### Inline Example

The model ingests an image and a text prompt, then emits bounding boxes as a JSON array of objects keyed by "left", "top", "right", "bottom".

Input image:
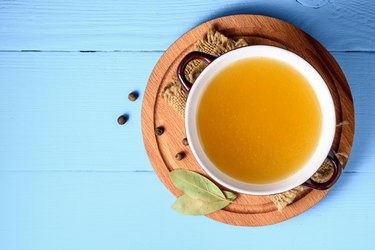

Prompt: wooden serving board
[{"left": 141, "top": 15, "right": 354, "bottom": 226}]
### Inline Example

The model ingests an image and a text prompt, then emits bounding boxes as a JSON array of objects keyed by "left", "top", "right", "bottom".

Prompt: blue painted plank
[
  {"left": 0, "top": 0, "right": 374, "bottom": 51},
  {"left": 0, "top": 52, "right": 373, "bottom": 172},
  {"left": 0, "top": 171, "right": 373, "bottom": 250},
  {"left": 0, "top": 1, "right": 373, "bottom": 250},
  {"left": 0, "top": 52, "right": 161, "bottom": 171},
  {"left": 334, "top": 52, "right": 375, "bottom": 174}
]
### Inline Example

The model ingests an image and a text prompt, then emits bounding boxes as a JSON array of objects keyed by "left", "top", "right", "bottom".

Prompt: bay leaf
[
  {"left": 170, "top": 169, "right": 226, "bottom": 201},
  {"left": 171, "top": 194, "right": 230, "bottom": 216},
  {"left": 223, "top": 190, "right": 237, "bottom": 201}
]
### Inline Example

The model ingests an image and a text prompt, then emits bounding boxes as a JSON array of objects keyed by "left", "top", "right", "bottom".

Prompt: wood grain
[
  {"left": 0, "top": 1, "right": 373, "bottom": 249},
  {"left": 0, "top": 0, "right": 374, "bottom": 51},
  {"left": 0, "top": 0, "right": 374, "bottom": 249},
  {"left": 141, "top": 15, "right": 354, "bottom": 226}
]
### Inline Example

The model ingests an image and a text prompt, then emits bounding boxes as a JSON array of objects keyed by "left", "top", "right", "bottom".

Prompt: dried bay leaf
[
  {"left": 172, "top": 194, "right": 230, "bottom": 215},
  {"left": 169, "top": 170, "right": 237, "bottom": 215},
  {"left": 223, "top": 191, "right": 237, "bottom": 201},
  {"left": 170, "top": 169, "right": 226, "bottom": 202}
]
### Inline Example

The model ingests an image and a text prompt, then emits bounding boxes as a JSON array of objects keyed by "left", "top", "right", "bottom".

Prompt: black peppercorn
[
  {"left": 155, "top": 126, "right": 164, "bottom": 136},
  {"left": 182, "top": 138, "right": 189, "bottom": 146},
  {"left": 117, "top": 115, "right": 127, "bottom": 125},
  {"left": 175, "top": 152, "right": 185, "bottom": 161},
  {"left": 128, "top": 91, "right": 138, "bottom": 102}
]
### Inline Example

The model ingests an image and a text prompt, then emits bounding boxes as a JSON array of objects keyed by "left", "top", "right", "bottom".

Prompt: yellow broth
[{"left": 197, "top": 58, "right": 322, "bottom": 184}]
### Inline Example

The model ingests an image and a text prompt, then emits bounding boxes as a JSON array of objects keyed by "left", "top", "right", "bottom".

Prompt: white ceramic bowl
[{"left": 177, "top": 45, "right": 341, "bottom": 195}]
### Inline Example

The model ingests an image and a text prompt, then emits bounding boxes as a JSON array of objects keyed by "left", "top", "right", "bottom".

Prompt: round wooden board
[{"left": 141, "top": 15, "right": 354, "bottom": 226}]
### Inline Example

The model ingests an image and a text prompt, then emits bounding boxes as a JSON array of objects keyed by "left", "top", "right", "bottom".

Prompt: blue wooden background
[{"left": 0, "top": 0, "right": 374, "bottom": 249}]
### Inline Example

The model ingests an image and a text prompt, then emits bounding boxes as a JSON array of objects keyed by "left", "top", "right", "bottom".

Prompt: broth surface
[{"left": 197, "top": 58, "right": 322, "bottom": 184}]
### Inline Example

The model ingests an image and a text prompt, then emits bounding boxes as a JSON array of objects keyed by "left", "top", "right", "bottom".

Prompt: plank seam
[
  {"left": 0, "top": 50, "right": 165, "bottom": 53},
  {"left": 0, "top": 170, "right": 364, "bottom": 173},
  {"left": 0, "top": 50, "right": 374, "bottom": 53},
  {"left": 0, "top": 170, "right": 154, "bottom": 173}
]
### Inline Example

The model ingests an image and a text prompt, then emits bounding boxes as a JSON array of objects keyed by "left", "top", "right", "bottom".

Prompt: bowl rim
[{"left": 185, "top": 45, "right": 336, "bottom": 195}]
